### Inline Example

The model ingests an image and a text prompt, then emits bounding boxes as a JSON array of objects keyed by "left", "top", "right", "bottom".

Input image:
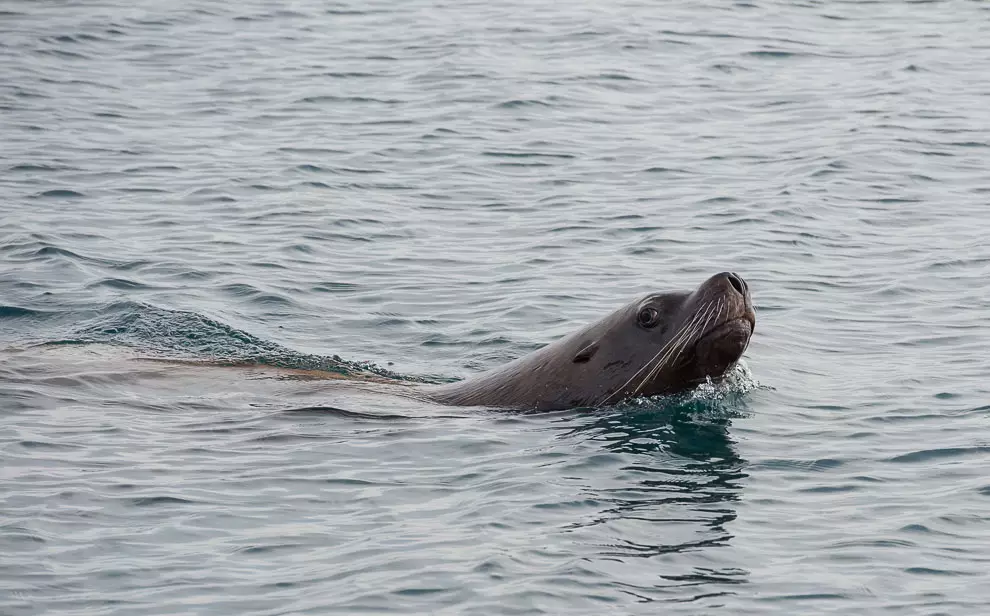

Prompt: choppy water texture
[{"left": 3, "top": 0, "right": 990, "bottom": 614}]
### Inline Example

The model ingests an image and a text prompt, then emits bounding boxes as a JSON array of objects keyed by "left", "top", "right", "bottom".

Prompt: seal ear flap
[{"left": 572, "top": 341, "right": 599, "bottom": 364}]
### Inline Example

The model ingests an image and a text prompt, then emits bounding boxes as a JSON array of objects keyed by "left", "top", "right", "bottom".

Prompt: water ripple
[{"left": 3, "top": 0, "right": 990, "bottom": 613}]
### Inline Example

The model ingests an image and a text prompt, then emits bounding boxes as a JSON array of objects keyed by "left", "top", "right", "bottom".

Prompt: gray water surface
[{"left": 3, "top": 0, "right": 990, "bottom": 614}]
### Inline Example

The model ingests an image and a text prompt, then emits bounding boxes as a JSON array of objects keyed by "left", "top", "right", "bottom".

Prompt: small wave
[
  {"left": 296, "top": 95, "right": 401, "bottom": 105},
  {"left": 34, "top": 48, "right": 91, "bottom": 60},
  {"left": 8, "top": 163, "right": 76, "bottom": 173},
  {"left": 32, "top": 189, "right": 85, "bottom": 199},
  {"left": 217, "top": 283, "right": 299, "bottom": 308},
  {"left": 482, "top": 151, "right": 575, "bottom": 160},
  {"left": 85, "top": 278, "right": 153, "bottom": 291},
  {"left": 644, "top": 166, "right": 693, "bottom": 175},
  {"left": 17, "top": 439, "right": 84, "bottom": 451},
  {"left": 495, "top": 99, "right": 554, "bottom": 108},
  {"left": 0, "top": 305, "right": 49, "bottom": 319},
  {"left": 235, "top": 543, "right": 306, "bottom": 555},
  {"left": 745, "top": 50, "right": 802, "bottom": 59},
  {"left": 280, "top": 405, "right": 412, "bottom": 421},
  {"left": 130, "top": 496, "right": 197, "bottom": 507},
  {"left": 887, "top": 446, "right": 990, "bottom": 464},
  {"left": 27, "top": 245, "right": 132, "bottom": 269}
]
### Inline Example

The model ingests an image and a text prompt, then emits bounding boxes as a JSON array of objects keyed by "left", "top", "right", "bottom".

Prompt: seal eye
[{"left": 638, "top": 307, "right": 660, "bottom": 328}]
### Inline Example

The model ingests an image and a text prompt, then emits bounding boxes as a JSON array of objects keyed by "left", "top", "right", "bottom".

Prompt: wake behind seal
[{"left": 424, "top": 272, "right": 756, "bottom": 411}]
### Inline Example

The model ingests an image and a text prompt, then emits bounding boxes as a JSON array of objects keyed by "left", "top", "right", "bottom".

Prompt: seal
[{"left": 425, "top": 272, "right": 755, "bottom": 411}]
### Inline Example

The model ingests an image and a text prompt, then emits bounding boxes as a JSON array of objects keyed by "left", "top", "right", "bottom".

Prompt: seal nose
[{"left": 723, "top": 272, "right": 746, "bottom": 295}]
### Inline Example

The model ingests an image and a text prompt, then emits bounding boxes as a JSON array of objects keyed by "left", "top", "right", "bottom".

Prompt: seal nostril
[{"left": 726, "top": 273, "right": 745, "bottom": 295}]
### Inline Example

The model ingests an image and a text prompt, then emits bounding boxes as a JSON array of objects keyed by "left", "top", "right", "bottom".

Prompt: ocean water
[{"left": 2, "top": 0, "right": 990, "bottom": 613}]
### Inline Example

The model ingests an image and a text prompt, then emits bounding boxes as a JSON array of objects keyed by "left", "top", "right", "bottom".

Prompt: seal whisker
[
  {"left": 660, "top": 297, "right": 720, "bottom": 373},
  {"left": 702, "top": 297, "right": 721, "bottom": 339},
  {"left": 597, "top": 301, "right": 712, "bottom": 407},
  {"left": 631, "top": 300, "right": 716, "bottom": 397},
  {"left": 640, "top": 299, "right": 717, "bottom": 384},
  {"left": 661, "top": 300, "right": 715, "bottom": 373},
  {"left": 642, "top": 304, "right": 707, "bottom": 380}
]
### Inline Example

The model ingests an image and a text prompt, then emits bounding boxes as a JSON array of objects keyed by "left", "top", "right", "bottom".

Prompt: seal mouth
[
  {"left": 696, "top": 316, "right": 754, "bottom": 345},
  {"left": 690, "top": 315, "right": 753, "bottom": 377}
]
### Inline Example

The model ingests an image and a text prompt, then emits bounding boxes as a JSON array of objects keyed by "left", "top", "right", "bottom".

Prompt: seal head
[{"left": 427, "top": 272, "right": 756, "bottom": 411}]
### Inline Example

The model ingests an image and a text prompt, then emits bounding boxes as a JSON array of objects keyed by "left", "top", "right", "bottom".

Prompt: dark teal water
[{"left": 3, "top": 0, "right": 990, "bottom": 613}]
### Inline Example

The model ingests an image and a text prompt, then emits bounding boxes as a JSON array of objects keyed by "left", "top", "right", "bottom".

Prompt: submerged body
[{"left": 425, "top": 272, "right": 756, "bottom": 411}]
